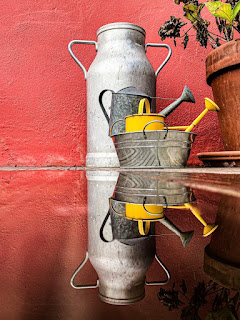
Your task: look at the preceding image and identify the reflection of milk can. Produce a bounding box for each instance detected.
[70,171,170,305]
[68,22,172,167]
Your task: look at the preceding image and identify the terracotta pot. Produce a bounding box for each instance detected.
[206,39,240,151]
[204,195,240,290]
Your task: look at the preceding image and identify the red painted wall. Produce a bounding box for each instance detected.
[1,0,224,166]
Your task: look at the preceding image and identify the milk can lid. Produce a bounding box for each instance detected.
[97,22,145,37]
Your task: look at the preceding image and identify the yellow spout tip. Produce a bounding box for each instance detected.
[204,98,220,112]
[203,224,218,237]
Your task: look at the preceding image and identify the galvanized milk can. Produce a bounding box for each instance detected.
[68,22,172,167]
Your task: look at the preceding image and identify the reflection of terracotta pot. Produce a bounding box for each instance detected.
[206,39,240,151]
[204,195,240,289]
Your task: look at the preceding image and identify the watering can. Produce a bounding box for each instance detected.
[100,85,195,136]
[109,198,194,247]
[99,208,154,246]
[167,98,220,132]
[110,98,166,135]
[99,86,152,135]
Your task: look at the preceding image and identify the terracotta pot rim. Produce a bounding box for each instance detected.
[204,245,240,290]
[206,38,240,85]
[198,151,240,157]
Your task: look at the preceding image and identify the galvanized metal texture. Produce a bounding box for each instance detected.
[159,85,195,117]
[70,250,170,304]
[112,130,196,168]
[68,22,172,167]
[84,170,170,305]
[99,86,152,136]
[113,172,196,205]
[99,207,155,246]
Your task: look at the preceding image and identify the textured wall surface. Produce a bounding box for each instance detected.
[0,170,220,319]
[0,0,224,167]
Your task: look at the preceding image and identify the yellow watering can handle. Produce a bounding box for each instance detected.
[138,220,151,236]
[138,98,151,114]
[109,119,124,136]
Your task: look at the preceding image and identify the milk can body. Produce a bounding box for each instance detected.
[68,22,171,167]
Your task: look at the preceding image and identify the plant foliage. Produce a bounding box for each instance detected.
[158,280,240,319]
[158,0,240,48]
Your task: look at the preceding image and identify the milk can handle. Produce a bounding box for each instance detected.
[68,40,98,81]
[70,250,99,289]
[145,43,172,77]
[145,254,171,285]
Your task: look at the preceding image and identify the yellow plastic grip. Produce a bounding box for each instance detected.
[138,220,151,236]
[138,98,151,115]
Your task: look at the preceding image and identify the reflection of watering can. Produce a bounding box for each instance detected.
[168,98,220,132]
[110,198,194,247]
[100,208,153,246]
[99,85,195,135]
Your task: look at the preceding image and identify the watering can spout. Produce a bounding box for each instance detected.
[159,85,195,117]
[204,98,220,111]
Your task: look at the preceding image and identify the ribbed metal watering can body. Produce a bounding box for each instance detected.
[68,22,172,167]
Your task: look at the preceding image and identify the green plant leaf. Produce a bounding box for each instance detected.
[205,2,233,22]
[204,307,237,320]
[184,11,197,23]
[184,3,198,11]
[231,1,240,21]
[183,4,199,23]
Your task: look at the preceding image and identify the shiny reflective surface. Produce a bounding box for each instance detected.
[0,168,240,319]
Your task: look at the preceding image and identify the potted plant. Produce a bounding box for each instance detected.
[158,1,240,157]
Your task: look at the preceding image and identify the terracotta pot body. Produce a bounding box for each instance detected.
[206,39,240,151]
[204,195,240,290]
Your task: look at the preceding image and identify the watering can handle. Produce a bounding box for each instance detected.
[68,40,98,81]
[145,43,172,77]
[99,210,114,243]
[138,98,151,114]
[70,250,99,289]
[145,254,171,285]
[99,89,115,124]
[138,220,151,236]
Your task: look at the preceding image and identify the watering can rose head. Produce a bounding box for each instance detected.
[158,0,240,49]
